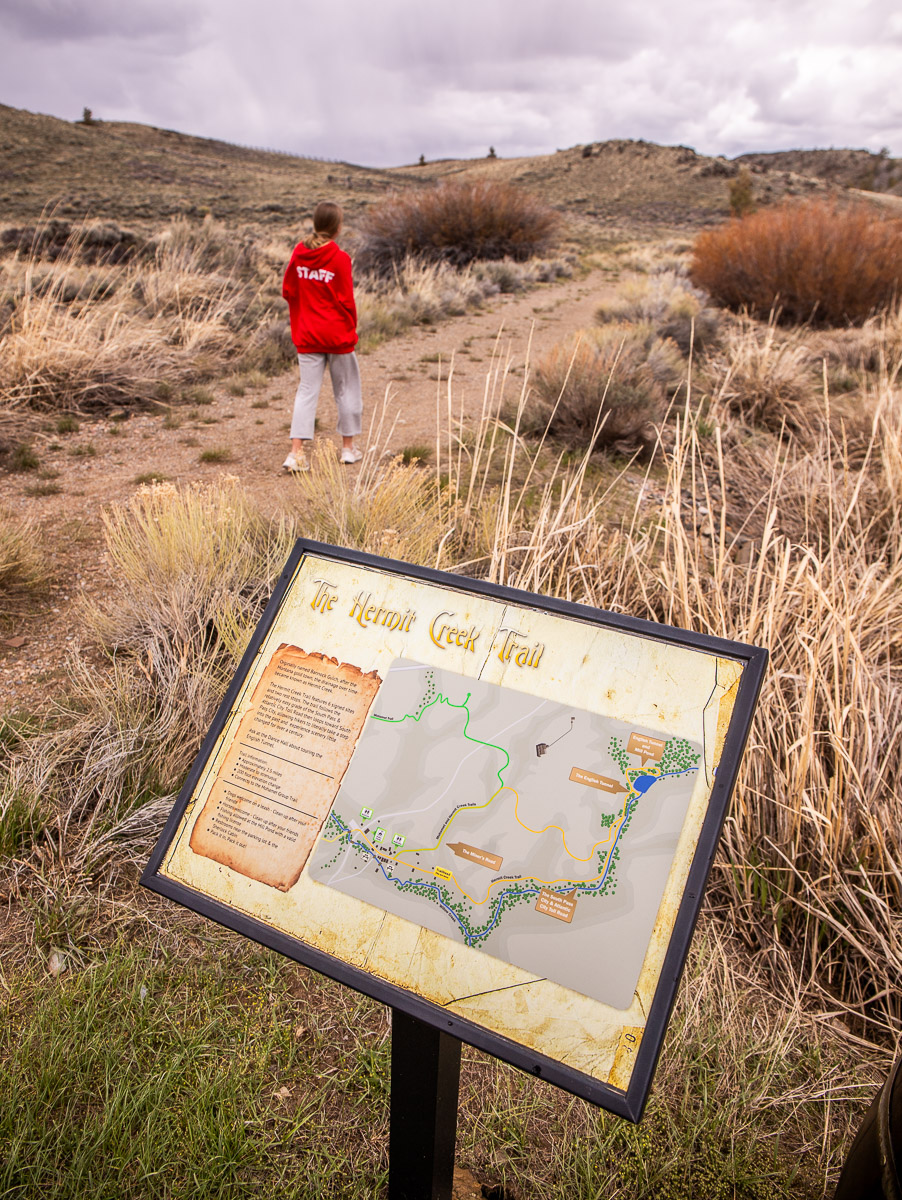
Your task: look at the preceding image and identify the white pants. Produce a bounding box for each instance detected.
[290,351,362,441]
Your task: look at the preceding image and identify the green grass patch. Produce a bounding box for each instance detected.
[23,481,63,497]
[0,931,857,1199]
[0,790,45,858]
[0,945,389,1200]
[399,444,432,465]
[133,472,171,486]
[198,447,233,464]
[8,444,40,472]
[183,386,215,406]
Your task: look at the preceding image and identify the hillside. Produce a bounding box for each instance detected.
[0,103,849,236]
[736,146,902,196]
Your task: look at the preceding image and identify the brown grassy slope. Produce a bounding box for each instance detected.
[0,103,413,231]
[1,104,836,237]
[737,147,902,196]
[392,139,830,227]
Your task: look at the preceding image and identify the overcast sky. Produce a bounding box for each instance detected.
[1,0,901,167]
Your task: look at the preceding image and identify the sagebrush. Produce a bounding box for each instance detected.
[355,180,559,274]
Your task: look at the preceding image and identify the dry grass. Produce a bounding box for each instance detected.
[705,314,816,431]
[356,180,560,275]
[0,504,50,615]
[291,423,442,565]
[0,222,251,417]
[691,199,902,325]
[595,270,721,354]
[0,478,295,913]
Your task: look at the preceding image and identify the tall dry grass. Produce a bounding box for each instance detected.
[0,478,295,916]
[0,504,50,616]
[0,233,244,416]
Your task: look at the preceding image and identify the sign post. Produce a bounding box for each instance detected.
[389,1009,461,1200]
[143,539,765,1139]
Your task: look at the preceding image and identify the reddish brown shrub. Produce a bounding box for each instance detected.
[690,199,902,326]
[356,180,559,275]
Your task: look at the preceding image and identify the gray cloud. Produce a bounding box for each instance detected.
[0,0,204,42]
[0,0,899,165]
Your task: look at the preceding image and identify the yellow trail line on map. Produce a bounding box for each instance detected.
[323,768,649,907]
[392,784,635,905]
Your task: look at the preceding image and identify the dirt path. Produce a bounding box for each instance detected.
[0,269,607,714]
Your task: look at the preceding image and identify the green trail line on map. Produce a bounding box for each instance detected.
[371,688,511,854]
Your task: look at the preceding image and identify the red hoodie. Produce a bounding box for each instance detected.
[281,240,358,354]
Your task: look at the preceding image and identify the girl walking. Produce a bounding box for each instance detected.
[281,201,362,472]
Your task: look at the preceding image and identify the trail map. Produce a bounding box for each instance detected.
[310,658,702,1009]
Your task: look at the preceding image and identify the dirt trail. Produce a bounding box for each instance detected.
[0,268,607,713]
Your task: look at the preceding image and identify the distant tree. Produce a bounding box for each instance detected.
[728,166,755,218]
[487,146,497,159]
[79,107,96,126]
[418,153,426,166]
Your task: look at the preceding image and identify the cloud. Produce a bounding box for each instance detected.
[0,0,204,43]
[0,0,899,164]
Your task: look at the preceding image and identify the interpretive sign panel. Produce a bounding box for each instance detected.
[143,540,766,1121]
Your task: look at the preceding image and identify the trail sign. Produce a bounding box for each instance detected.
[143,540,765,1134]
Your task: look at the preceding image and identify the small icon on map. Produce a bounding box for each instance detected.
[373,828,386,843]
[536,715,575,756]
[360,807,374,821]
[392,834,406,846]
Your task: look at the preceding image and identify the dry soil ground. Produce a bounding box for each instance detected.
[0,268,607,716]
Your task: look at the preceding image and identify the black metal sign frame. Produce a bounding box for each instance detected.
[142,538,766,1124]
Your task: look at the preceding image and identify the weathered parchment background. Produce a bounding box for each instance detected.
[189,646,380,890]
[161,553,743,1093]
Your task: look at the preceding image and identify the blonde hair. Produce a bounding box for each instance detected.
[304,201,342,248]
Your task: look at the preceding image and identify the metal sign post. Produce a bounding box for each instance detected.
[389,1009,462,1200]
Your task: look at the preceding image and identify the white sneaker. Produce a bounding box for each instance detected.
[283,451,308,473]
[340,446,363,464]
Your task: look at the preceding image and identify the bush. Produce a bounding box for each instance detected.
[728,166,755,217]
[355,180,559,275]
[525,326,664,456]
[595,271,720,354]
[690,199,902,326]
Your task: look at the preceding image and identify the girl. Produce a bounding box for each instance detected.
[281,201,362,471]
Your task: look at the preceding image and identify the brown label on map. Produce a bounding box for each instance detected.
[568,766,628,794]
[535,888,577,923]
[447,842,503,871]
[189,645,380,891]
[626,732,666,766]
